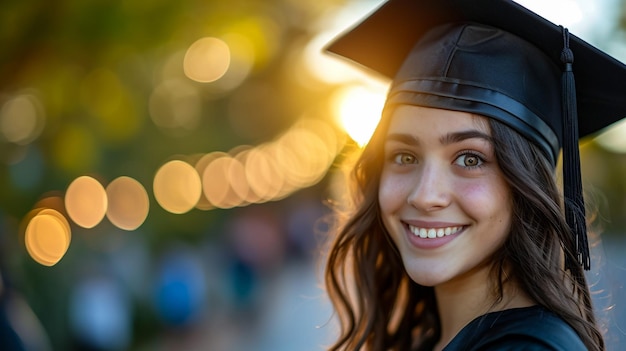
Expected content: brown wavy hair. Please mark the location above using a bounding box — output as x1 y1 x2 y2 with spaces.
324 113 604 350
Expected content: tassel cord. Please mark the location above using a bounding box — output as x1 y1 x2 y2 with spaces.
560 26 590 271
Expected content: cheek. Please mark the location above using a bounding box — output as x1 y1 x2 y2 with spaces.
457 180 511 220
378 176 394 213
378 173 408 212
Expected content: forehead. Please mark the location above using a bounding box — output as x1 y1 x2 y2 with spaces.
386 105 490 135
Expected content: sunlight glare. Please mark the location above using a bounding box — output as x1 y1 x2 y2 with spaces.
304 0 388 85
332 85 386 147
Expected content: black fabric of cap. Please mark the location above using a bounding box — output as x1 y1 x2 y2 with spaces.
386 22 562 163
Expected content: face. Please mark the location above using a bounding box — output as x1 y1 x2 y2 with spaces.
379 105 512 289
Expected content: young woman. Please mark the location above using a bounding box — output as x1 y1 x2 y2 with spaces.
323 0 626 350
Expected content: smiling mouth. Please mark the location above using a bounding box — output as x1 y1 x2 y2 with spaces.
408 225 463 239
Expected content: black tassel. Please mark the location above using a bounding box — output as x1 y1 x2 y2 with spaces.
560 26 590 271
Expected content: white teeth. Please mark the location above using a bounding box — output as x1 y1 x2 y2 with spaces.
419 228 427 238
409 225 462 238
427 229 436 238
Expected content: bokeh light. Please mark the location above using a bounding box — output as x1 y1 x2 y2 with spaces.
232 148 263 205
0 94 45 145
244 145 284 203
193 152 228 210
153 160 202 214
200 118 344 206
183 37 231 83
331 85 386 147
300 117 346 159
65 176 108 229
106 176 150 230
230 149 256 206
25 209 71 266
202 155 242 209
278 124 335 187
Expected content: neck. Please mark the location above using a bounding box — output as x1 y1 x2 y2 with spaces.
432 264 535 351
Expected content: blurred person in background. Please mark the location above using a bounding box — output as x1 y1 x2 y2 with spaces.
323 0 626 350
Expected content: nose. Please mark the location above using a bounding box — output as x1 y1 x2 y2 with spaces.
407 161 451 211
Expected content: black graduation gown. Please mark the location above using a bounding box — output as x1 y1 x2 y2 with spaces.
441 305 587 350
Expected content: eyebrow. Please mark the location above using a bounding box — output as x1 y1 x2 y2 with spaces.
439 130 493 145
385 130 493 146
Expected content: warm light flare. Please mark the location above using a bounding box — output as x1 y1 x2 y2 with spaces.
303 0 388 85
332 85 386 147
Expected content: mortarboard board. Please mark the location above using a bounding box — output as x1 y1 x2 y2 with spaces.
325 0 626 271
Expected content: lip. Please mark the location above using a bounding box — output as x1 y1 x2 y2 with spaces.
402 220 466 250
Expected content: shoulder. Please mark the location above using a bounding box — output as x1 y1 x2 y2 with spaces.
445 306 588 351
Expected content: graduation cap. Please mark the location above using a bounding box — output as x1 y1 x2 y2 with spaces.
325 0 626 271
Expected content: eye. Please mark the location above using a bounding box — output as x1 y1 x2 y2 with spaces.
393 153 417 165
454 153 483 168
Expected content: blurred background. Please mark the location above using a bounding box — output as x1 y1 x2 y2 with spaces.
1 0 626 350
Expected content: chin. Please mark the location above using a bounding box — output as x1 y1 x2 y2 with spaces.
404 266 448 287
410 276 445 287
